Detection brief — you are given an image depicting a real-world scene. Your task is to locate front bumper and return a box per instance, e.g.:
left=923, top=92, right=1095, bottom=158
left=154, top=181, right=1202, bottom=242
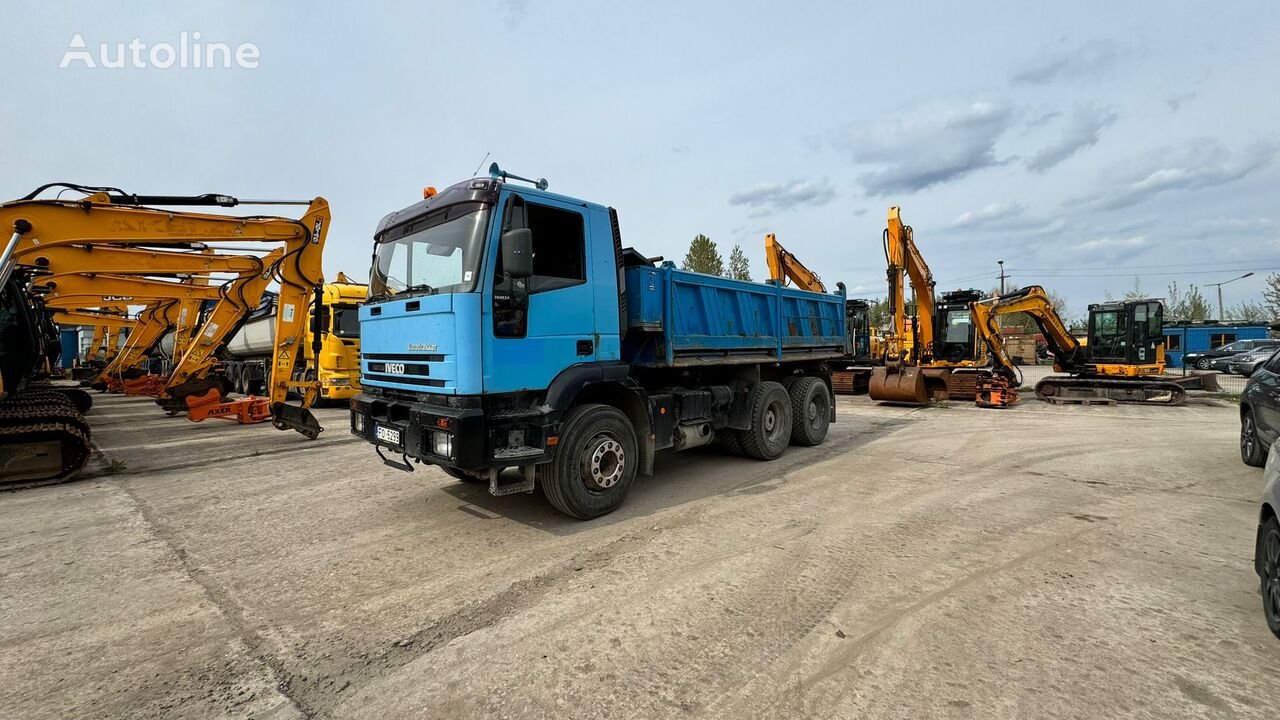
left=350, top=392, right=554, bottom=471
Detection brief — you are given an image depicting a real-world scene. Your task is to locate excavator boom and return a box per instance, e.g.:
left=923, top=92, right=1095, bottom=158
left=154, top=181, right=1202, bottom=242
left=764, top=233, right=826, bottom=293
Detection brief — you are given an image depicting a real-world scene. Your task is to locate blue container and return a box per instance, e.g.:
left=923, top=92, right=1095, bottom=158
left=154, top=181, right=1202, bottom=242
left=59, top=329, right=79, bottom=368
left=623, top=264, right=846, bottom=367
left=1162, top=323, right=1270, bottom=367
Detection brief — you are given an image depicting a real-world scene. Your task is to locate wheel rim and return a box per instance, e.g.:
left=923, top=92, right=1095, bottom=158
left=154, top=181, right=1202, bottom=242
left=1265, top=529, right=1280, bottom=628
left=763, top=398, right=787, bottom=443
left=807, top=393, right=827, bottom=431
left=1242, top=415, right=1256, bottom=457
left=582, top=434, right=625, bottom=491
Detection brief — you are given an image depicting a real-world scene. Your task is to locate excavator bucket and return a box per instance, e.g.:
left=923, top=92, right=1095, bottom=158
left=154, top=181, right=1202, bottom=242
left=271, top=403, right=324, bottom=440
left=869, top=366, right=930, bottom=404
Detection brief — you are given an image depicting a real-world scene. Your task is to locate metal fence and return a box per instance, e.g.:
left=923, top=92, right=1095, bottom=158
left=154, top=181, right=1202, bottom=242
left=1182, top=368, right=1249, bottom=395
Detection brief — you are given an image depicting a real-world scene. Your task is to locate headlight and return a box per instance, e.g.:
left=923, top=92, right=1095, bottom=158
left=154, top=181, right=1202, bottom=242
left=432, top=431, right=453, bottom=458
left=352, top=412, right=365, bottom=432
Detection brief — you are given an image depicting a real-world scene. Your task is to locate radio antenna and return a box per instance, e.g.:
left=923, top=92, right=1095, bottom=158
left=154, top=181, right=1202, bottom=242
left=471, top=152, right=491, bottom=178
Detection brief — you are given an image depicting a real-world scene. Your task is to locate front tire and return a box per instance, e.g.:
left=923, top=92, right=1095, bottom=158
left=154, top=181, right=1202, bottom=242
left=787, top=376, right=831, bottom=447
left=1260, top=517, right=1280, bottom=639
left=1242, top=408, right=1266, bottom=467
left=543, top=404, right=639, bottom=520
left=739, top=382, right=792, bottom=460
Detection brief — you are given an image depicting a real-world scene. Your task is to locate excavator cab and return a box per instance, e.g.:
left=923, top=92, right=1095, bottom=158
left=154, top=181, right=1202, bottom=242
left=932, top=289, right=983, bottom=365
left=845, top=299, right=872, bottom=361
left=1086, top=300, right=1165, bottom=368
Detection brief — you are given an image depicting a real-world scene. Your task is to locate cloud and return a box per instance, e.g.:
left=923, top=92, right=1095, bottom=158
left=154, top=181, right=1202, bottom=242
left=1011, top=39, right=1122, bottom=85
left=727, top=178, right=835, bottom=215
left=949, top=202, right=1027, bottom=229
left=1023, top=110, right=1062, bottom=132
left=836, top=102, right=1014, bottom=195
left=1166, top=91, right=1196, bottom=112
left=1071, top=235, right=1150, bottom=263
left=1085, top=139, right=1277, bottom=210
left=1026, top=105, right=1118, bottom=172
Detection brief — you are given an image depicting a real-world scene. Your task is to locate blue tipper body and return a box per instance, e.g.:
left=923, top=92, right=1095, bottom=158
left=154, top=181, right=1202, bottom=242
left=622, top=265, right=846, bottom=366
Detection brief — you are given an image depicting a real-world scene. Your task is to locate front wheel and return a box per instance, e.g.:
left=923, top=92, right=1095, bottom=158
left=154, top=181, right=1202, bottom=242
left=1242, top=408, right=1266, bottom=467
left=1260, top=517, right=1280, bottom=639
left=543, top=404, right=639, bottom=520
left=1196, top=358, right=1212, bottom=370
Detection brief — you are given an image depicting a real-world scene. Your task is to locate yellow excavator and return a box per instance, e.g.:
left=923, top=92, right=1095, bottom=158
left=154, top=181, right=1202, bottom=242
left=869, top=207, right=986, bottom=404
left=764, top=232, right=885, bottom=394
left=1, top=184, right=333, bottom=485
left=970, top=285, right=1187, bottom=404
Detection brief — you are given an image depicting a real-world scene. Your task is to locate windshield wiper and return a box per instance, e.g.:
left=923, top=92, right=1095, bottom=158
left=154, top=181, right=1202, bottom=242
left=400, top=283, right=437, bottom=296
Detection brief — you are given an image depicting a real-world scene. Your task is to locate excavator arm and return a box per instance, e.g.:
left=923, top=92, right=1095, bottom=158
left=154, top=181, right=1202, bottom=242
left=764, top=233, right=826, bottom=292
left=969, top=285, right=1084, bottom=378
left=159, top=248, right=280, bottom=403
left=883, top=207, right=936, bottom=364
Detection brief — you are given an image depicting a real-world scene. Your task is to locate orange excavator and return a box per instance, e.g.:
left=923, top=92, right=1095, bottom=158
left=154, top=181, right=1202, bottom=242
left=868, top=207, right=987, bottom=404
left=2, top=185, right=331, bottom=439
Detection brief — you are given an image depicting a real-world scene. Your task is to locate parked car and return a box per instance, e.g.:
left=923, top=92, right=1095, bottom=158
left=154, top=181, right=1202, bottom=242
left=1240, top=350, right=1280, bottom=467
left=1231, top=348, right=1280, bottom=377
left=1186, top=339, right=1279, bottom=370
left=1253, top=438, right=1280, bottom=638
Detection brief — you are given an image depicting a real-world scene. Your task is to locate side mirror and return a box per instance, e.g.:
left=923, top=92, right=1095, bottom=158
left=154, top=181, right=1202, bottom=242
left=312, top=304, right=331, bottom=336
left=502, top=228, right=533, bottom=279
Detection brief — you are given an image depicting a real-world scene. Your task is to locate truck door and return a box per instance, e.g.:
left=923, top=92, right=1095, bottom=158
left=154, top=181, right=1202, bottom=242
left=483, top=191, right=596, bottom=393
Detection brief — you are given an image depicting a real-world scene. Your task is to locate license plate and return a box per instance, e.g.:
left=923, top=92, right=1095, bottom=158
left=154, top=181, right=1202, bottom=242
left=375, top=425, right=402, bottom=446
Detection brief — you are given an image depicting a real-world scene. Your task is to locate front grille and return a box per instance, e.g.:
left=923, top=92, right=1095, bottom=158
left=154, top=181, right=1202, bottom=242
left=364, top=352, right=446, bottom=362
left=364, top=373, right=444, bottom=387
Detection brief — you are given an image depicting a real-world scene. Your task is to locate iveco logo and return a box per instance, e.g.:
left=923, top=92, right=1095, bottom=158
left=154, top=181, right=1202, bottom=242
left=384, top=363, right=406, bottom=375
left=407, top=343, right=438, bottom=351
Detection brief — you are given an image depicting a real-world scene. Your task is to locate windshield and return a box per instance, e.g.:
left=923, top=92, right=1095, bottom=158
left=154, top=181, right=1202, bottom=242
left=370, top=202, right=491, bottom=298
left=332, top=304, right=360, bottom=338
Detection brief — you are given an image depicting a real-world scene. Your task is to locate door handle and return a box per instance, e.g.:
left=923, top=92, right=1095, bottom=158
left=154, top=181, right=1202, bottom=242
left=576, top=339, right=594, bottom=356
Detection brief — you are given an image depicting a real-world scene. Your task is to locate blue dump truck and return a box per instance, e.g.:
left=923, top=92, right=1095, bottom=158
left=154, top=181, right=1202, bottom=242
left=350, top=167, right=847, bottom=519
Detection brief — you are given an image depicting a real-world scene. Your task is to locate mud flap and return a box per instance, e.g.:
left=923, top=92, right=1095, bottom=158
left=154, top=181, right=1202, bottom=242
left=271, top=402, right=324, bottom=440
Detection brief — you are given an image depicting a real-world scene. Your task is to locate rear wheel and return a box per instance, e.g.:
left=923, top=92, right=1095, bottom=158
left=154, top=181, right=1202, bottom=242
left=739, top=382, right=792, bottom=460
left=1260, top=517, right=1280, bottom=639
left=714, top=428, right=744, bottom=456
left=543, top=404, right=638, bottom=519
left=1242, top=408, right=1266, bottom=467
left=787, top=376, right=831, bottom=447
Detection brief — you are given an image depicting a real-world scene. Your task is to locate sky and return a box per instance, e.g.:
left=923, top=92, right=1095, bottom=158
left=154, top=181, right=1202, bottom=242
left=2, top=1, right=1277, bottom=323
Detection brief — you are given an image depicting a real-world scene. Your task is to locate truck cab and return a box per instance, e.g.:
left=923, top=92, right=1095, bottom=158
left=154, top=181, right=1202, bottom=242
left=352, top=171, right=844, bottom=518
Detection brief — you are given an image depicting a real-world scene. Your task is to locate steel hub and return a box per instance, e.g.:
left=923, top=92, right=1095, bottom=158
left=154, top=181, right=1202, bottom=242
left=584, top=435, right=625, bottom=490
left=807, top=399, right=821, bottom=428
left=1243, top=416, right=1256, bottom=456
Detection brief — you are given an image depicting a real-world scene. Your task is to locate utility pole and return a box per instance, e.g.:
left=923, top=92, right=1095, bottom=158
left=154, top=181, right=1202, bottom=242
left=997, top=259, right=1006, bottom=295
left=1206, top=272, right=1254, bottom=321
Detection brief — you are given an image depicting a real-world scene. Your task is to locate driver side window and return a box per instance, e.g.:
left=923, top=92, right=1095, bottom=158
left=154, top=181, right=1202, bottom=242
left=494, top=201, right=586, bottom=294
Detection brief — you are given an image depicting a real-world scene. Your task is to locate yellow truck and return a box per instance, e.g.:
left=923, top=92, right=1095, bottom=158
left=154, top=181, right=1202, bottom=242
left=221, top=274, right=367, bottom=402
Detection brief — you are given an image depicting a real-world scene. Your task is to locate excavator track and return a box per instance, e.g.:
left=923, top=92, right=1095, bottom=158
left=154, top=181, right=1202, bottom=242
left=0, top=390, right=93, bottom=488
left=1034, top=376, right=1186, bottom=406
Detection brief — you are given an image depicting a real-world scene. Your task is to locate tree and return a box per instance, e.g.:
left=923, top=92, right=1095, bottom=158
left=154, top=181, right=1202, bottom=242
left=1165, top=281, right=1211, bottom=321
left=681, top=234, right=724, bottom=277
left=727, top=244, right=752, bottom=281
left=1263, top=273, right=1280, bottom=318
left=1229, top=300, right=1271, bottom=322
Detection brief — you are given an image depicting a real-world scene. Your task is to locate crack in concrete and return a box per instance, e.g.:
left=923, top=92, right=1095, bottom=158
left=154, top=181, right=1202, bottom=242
left=113, top=482, right=311, bottom=719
